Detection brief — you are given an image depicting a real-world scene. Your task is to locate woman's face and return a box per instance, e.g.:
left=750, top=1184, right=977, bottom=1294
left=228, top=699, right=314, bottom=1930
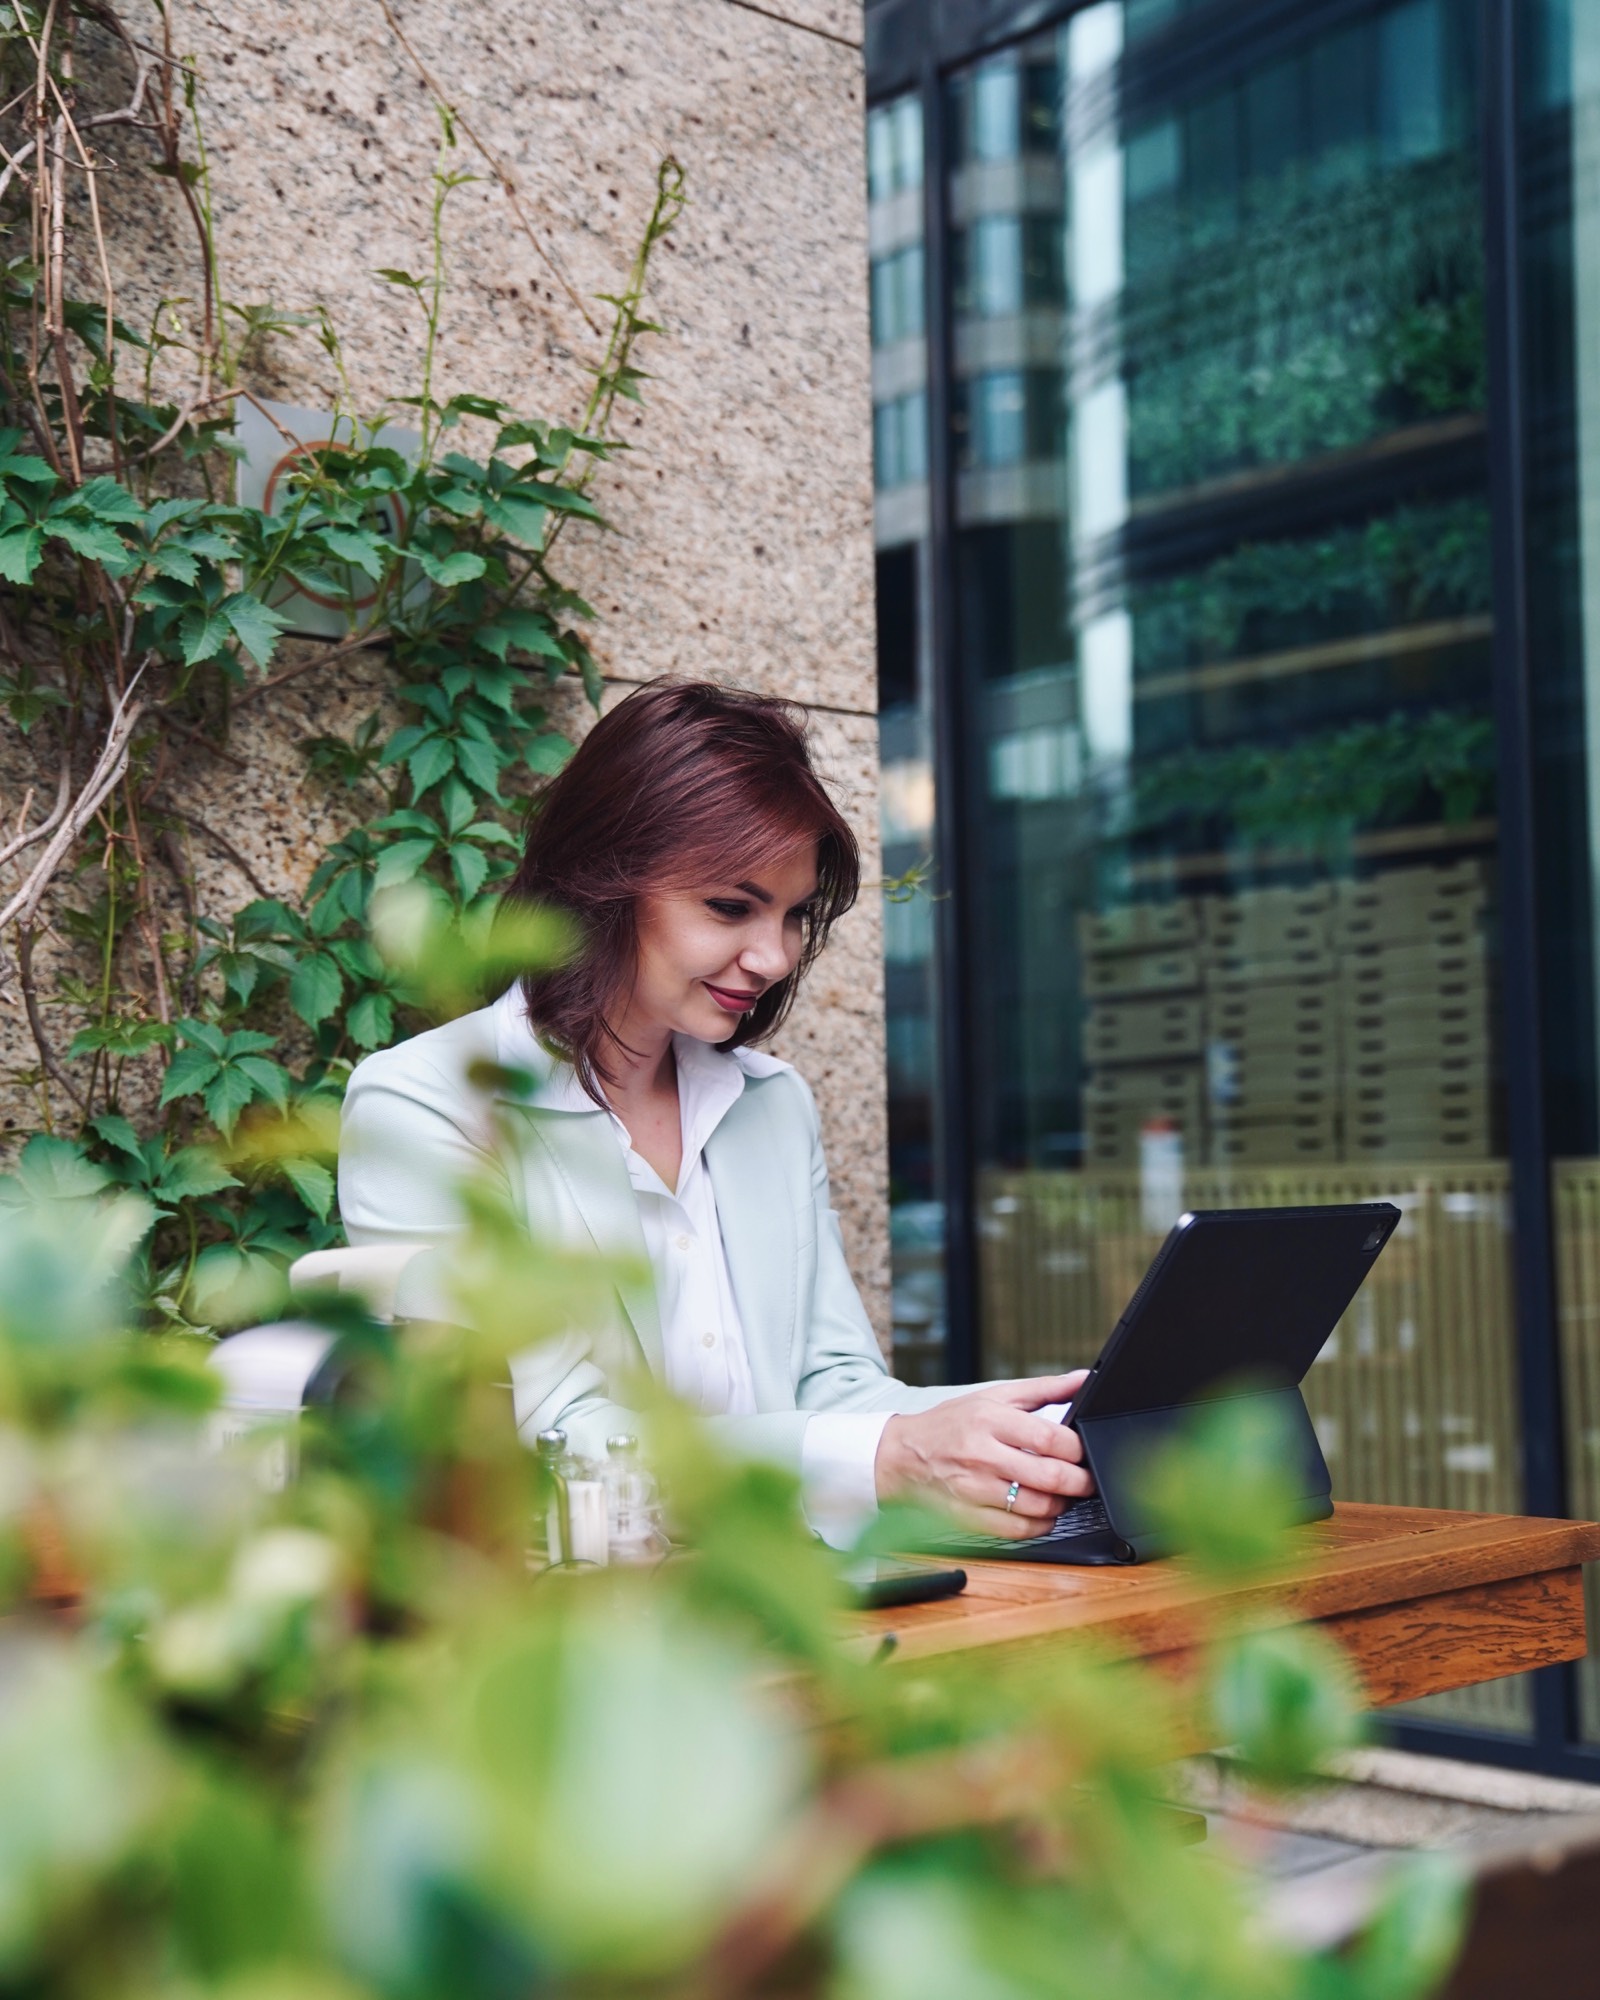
left=627, top=843, right=821, bottom=1045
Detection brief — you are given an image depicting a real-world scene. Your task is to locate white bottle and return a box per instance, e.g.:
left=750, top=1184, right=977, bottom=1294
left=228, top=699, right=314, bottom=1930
left=604, top=1433, right=662, bottom=1564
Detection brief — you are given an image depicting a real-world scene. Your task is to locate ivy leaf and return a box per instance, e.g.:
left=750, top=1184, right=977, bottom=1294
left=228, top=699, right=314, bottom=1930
left=47, top=514, right=133, bottom=571
left=370, top=806, right=438, bottom=836
left=222, top=592, right=288, bottom=667
left=74, top=476, right=144, bottom=524
left=289, top=951, right=344, bottom=1029
left=215, top=951, right=262, bottom=1005
left=440, top=393, right=508, bottom=423
left=156, top=1147, right=241, bottom=1201
left=280, top=1156, right=335, bottom=1220
left=478, top=608, right=565, bottom=661
left=372, top=837, right=438, bottom=889
left=481, top=489, right=548, bottom=546
left=410, top=546, right=487, bottom=588
left=449, top=841, right=490, bottom=900
left=0, top=1134, right=113, bottom=1203
left=144, top=542, right=200, bottom=583
left=222, top=1029, right=280, bottom=1058
left=0, top=526, right=43, bottom=582
left=318, top=525, right=387, bottom=578
left=0, top=451, right=57, bottom=488
left=537, top=482, right=603, bottom=522
left=406, top=734, right=453, bottom=795
left=202, top=1065, right=256, bottom=1136
left=159, top=1045, right=221, bottom=1105
left=178, top=1019, right=229, bottom=1056
left=526, top=733, right=575, bottom=776
left=235, top=1056, right=290, bottom=1110
left=440, top=778, right=475, bottom=836
left=236, top=899, right=306, bottom=943
left=178, top=603, right=232, bottom=665
left=150, top=157, right=203, bottom=189
left=89, top=1112, right=147, bottom=1164
left=452, top=733, right=504, bottom=798
left=329, top=936, right=382, bottom=980
left=142, top=497, right=202, bottom=532
left=380, top=723, right=427, bottom=766
left=346, top=990, right=394, bottom=1049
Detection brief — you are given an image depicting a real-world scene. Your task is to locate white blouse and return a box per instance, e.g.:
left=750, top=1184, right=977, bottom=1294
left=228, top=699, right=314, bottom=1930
left=540, top=1034, right=888, bottom=1541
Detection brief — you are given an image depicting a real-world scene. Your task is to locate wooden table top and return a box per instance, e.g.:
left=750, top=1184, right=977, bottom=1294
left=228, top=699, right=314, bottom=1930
left=853, top=1504, right=1600, bottom=1708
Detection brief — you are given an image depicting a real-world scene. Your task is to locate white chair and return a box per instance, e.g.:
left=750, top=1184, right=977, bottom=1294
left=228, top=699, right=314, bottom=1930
left=206, top=1244, right=444, bottom=1474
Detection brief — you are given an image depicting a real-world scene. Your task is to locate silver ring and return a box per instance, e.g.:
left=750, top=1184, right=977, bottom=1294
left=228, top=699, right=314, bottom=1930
left=1005, top=1480, right=1021, bottom=1513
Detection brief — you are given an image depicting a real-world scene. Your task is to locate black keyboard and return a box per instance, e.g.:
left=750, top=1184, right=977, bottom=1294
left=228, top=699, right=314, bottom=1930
left=1041, top=1493, right=1110, bottom=1539
left=956, top=1493, right=1110, bottom=1555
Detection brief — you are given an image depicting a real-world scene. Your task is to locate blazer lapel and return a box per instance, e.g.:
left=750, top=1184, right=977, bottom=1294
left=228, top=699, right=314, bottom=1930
left=705, top=1080, right=801, bottom=1409
left=519, top=1108, right=664, bottom=1376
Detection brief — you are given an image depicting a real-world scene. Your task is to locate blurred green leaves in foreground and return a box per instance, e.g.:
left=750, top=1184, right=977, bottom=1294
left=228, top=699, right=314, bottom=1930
left=0, top=906, right=1468, bottom=1998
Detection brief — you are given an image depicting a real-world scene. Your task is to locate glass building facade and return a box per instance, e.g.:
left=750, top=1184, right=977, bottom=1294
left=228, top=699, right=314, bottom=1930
left=866, top=0, right=1600, bottom=1774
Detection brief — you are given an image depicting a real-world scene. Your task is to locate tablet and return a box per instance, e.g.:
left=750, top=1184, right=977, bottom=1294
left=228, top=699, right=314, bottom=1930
left=940, top=1200, right=1401, bottom=1566
left=1065, top=1201, right=1402, bottom=1431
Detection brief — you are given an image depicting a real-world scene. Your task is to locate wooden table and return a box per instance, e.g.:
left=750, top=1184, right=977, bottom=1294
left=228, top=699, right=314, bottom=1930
left=857, top=1504, right=1600, bottom=1708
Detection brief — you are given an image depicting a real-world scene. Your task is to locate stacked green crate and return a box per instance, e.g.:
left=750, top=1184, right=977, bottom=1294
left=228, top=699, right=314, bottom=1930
left=1079, top=902, right=1205, bottom=1167
left=1200, top=884, right=1340, bottom=1166
left=1334, top=860, right=1494, bottom=1160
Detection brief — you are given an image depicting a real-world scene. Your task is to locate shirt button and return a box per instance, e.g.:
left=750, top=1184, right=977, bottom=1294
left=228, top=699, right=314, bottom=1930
left=701, top=1331, right=716, bottom=1349
left=675, top=1233, right=692, bottom=1251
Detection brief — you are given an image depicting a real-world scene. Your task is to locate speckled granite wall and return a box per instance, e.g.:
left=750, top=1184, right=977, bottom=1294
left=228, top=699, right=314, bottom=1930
left=5, top=0, right=889, bottom=1337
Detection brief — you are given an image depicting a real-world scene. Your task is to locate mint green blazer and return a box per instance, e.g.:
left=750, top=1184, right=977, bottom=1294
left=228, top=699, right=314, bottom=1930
left=337, top=989, right=953, bottom=1470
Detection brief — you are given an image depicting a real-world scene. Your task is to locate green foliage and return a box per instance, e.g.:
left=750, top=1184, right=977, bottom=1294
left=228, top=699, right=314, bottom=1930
left=1131, top=500, right=1492, bottom=678
left=1131, top=706, right=1496, bottom=856
left=1125, top=153, right=1486, bottom=498
left=0, top=1124, right=1469, bottom=2000
left=0, top=3, right=684, bottom=1331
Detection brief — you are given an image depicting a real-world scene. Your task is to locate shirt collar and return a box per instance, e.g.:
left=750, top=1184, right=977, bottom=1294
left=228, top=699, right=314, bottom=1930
left=487, top=984, right=789, bottom=1126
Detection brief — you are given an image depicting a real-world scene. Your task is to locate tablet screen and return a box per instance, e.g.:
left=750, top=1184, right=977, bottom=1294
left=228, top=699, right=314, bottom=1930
left=1069, top=1203, right=1399, bottom=1425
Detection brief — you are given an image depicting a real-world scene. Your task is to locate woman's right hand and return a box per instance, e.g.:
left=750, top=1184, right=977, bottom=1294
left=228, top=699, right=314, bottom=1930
left=874, top=1371, right=1093, bottom=1539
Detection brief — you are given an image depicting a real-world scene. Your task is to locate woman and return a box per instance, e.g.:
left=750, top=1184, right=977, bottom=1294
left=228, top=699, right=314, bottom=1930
left=339, top=680, right=1090, bottom=1542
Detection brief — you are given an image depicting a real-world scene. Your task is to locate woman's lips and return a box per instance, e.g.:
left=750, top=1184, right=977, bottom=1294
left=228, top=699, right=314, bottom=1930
left=705, top=982, right=763, bottom=1014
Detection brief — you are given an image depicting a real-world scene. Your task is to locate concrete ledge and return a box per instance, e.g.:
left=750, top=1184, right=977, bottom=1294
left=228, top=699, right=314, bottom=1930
left=1329, top=1746, right=1600, bottom=1817
left=1176, top=1747, right=1600, bottom=1855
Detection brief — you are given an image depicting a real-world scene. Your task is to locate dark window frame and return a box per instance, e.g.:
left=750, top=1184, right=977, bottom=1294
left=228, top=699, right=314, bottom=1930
left=868, top=0, right=1600, bottom=1782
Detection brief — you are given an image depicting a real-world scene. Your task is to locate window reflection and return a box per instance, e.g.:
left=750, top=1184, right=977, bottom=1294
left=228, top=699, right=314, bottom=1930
left=946, top=0, right=1526, bottom=1735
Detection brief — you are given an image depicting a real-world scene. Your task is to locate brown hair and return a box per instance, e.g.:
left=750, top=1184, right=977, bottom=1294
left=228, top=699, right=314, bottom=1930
left=506, top=679, right=859, bottom=1099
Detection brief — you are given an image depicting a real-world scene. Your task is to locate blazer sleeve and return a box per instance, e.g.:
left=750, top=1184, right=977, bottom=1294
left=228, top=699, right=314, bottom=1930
left=339, top=1039, right=638, bottom=1457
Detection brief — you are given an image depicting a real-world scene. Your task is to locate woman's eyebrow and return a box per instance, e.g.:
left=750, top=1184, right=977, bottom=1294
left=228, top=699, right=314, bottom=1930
left=734, top=879, right=774, bottom=905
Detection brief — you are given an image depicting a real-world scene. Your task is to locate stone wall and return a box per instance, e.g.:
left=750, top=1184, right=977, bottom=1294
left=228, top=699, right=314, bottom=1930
left=58, top=0, right=890, bottom=1333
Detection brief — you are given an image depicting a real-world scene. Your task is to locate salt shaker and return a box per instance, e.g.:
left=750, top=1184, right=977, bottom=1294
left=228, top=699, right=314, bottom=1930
left=604, top=1432, right=663, bottom=1564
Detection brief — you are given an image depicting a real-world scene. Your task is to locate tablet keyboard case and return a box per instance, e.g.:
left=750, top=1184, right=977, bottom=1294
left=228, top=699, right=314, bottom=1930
left=1077, top=1383, right=1333, bottom=1564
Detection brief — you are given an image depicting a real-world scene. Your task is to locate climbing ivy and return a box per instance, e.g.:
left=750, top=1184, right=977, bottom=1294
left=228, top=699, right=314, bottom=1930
left=0, top=2, right=683, bottom=1328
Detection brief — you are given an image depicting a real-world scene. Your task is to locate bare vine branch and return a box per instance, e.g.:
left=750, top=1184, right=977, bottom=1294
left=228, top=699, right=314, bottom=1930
left=373, top=0, right=603, bottom=340
left=16, top=920, right=84, bottom=1112
left=0, top=756, right=71, bottom=872
left=0, top=678, right=145, bottom=936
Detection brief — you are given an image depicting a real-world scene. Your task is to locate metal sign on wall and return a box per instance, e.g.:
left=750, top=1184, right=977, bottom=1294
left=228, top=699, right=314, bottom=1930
left=233, top=397, right=422, bottom=640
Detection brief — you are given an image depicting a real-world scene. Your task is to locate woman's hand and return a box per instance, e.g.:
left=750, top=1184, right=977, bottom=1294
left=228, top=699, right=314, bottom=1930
left=874, top=1371, right=1094, bottom=1539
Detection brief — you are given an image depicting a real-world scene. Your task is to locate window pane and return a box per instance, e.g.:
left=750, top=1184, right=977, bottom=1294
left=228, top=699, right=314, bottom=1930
left=945, top=0, right=1528, bottom=1737
left=973, top=57, right=1021, bottom=163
